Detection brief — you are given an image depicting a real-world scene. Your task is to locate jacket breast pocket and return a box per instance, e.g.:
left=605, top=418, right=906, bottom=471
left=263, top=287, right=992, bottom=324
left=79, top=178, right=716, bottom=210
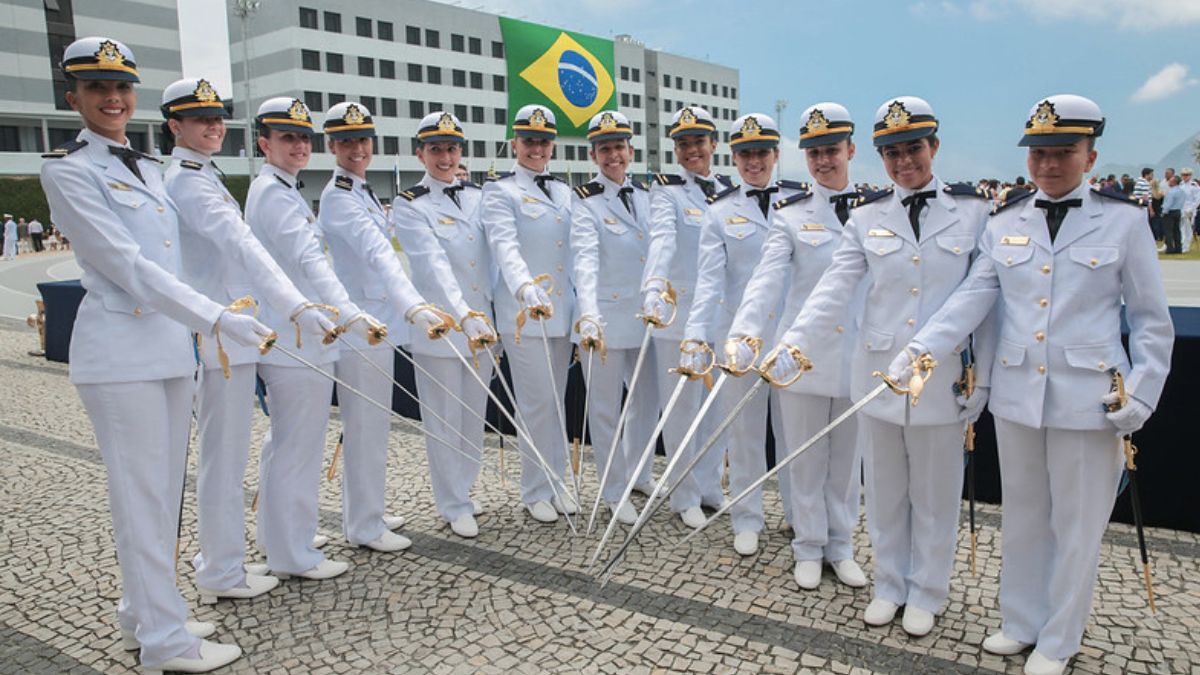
left=1062, top=343, right=1124, bottom=373
left=796, top=229, right=834, bottom=248
left=936, top=234, right=975, bottom=257
left=602, top=219, right=630, bottom=236
left=432, top=219, right=461, bottom=241
left=865, top=236, right=903, bottom=258
left=724, top=221, right=757, bottom=241
left=100, top=291, right=151, bottom=316
left=519, top=202, right=546, bottom=220
left=996, top=339, right=1026, bottom=367
left=861, top=325, right=894, bottom=352
left=108, top=189, right=145, bottom=210
left=1068, top=246, right=1120, bottom=271
left=990, top=245, right=1036, bottom=268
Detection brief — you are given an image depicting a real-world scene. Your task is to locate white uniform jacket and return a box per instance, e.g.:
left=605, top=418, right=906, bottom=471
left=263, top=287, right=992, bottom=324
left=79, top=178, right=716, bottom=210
left=731, top=183, right=862, bottom=398
left=913, top=185, right=1174, bottom=430
left=481, top=165, right=575, bottom=338
left=319, top=168, right=425, bottom=349
left=570, top=174, right=651, bottom=350
left=39, top=129, right=224, bottom=384
left=781, top=179, right=993, bottom=426
left=244, top=163, right=361, bottom=367
left=392, top=174, right=492, bottom=358
left=641, top=171, right=734, bottom=341
left=165, top=147, right=306, bottom=369
left=685, top=181, right=807, bottom=345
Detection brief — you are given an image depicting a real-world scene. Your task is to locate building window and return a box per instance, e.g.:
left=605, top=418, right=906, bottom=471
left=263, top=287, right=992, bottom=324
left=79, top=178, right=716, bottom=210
left=326, top=52, right=344, bottom=73
left=311, top=133, right=325, bottom=153
left=493, top=108, right=506, bottom=124
left=358, top=57, right=374, bottom=77
left=620, top=93, right=629, bottom=106
left=690, top=79, right=697, bottom=93
left=632, top=68, right=640, bottom=83
left=380, top=60, right=395, bottom=79
left=356, top=16, right=372, bottom=37
left=469, top=37, right=481, bottom=55
left=700, top=82, right=707, bottom=95
left=323, top=11, right=341, bottom=33
left=492, top=74, right=505, bottom=91
left=564, top=145, right=575, bottom=160
left=632, top=94, right=641, bottom=108
left=406, top=25, right=420, bottom=45
left=303, top=90, right=322, bottom=111
left=633, top=121, right=642, bottom=134
left=663, top=99, right=671, bottom=113
left=666, top=150, right=673, bottom=164
left=425, top=29, right=439, bottom=48
left=491, top=41, right=504, bottom=58
left=327, top=92, right=345, bottom=106
left=473, top=140, right=486, bottom=158
left=495, top=141, right=508, bottom=158
left=452, top=69, right=466, bottom=87
left=410, top=138, right=421, bottom=154
left=722, top=85, right=729, bottom=98
left=407, top=63, right=423, bottom=82
left=409, top=100, right=425, bottom=118
left=662, top=73, right=670, bottom=88
left=383, top=136, right=399, bottom=155
left=635, top=149, right=643, bottom=162
left=451, top=34, right=464, bottom=52
left=453, top=103, right=467, bottom=120
left=471, top=105, right=484, bottom=123
left=620, top=65, right=629, bottom=80
left=378, top=21, right=394, bottom=41
left=427, top=66, right=441, bottom=84
left=301, top=49, right=320, bottom=71
left=731, top=87, right=737, bottom=98
left=675, top=76, right=682, bottom=89
left=299, top=7, right=318, bottom=29
left=361, top=96, right=376, bottom=113
left=469, top=71, right=483, bottom=89
left=381, top=98, right=397, bottom=117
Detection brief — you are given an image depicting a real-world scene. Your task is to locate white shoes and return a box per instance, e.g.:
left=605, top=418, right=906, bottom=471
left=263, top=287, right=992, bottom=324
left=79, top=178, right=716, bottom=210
left=901, top=606, right=935, bottom=637
left=527, top=500, right=559, bottom=523
left=983, top=631, right=1031, bottom=656
left=609, top=500, right=637, bottom=525
left=450, top=514, right=479, bottom=538
left=733, top=531, right=758, bottom=556
left=383, top=515, right=406, bottom=530
left=863, top=598, right=899, bottom=626
left=122, top=620, right=214, bottom=651
left=275, top=558, right=349, bottom=580
left=680, top=506, right=706, bottom=529
left=472, top=500, right=483, bottom=516
left=793, top=560, right=822, bottom=590
left=244, top=563, right=269, bottom=576
left=631, top=481, right=656, bottom=497
left=361, top=531, right=411, bottom=552
left=141, top=639, right=241, bottom=674
left=830, top=559, right=867, bottom=588
left=1024, top=650, right=1068, bottom=675
left=312, top=534, right=329, bottom=548
left=198, top=573, right=279, bottom=605
left=552, top=494, right=579, bottom=515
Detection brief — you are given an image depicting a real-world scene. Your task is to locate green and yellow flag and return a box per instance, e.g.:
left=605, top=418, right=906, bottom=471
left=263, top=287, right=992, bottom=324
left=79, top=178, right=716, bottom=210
left=498, top=17, right=616, bottom=137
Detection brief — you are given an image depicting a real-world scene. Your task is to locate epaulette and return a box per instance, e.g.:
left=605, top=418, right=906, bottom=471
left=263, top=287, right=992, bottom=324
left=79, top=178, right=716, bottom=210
left=41, top=139, right=88, bottom=159
left=775, top=179, right=809, bottom=191
left=773, top=191, right=814, bottom=210
left=634, top=180, right=649, bottom=191
left=942, top=182, right=989, bottom=199
left=334, top=175, right=354, bottom=191
left=574, top=181, right=604, bottom=199
left=991, top=187, right=1035, bottom=215
left=486, top=171, right=514, bottom=182
left=1091, top=186, right=1147, bottom=208
left=398, top=185, right=431, bottom=202
left=461, top=180, right=482, bottom=189
left=653, top=173, right=686, bottom=186
left=852, top=187, right=894, bottom=208
left=179, top=159, right=204, bottom=171
left=707, top=185, right=738, bottom=204
left=716, top=174, right=734, bottom=188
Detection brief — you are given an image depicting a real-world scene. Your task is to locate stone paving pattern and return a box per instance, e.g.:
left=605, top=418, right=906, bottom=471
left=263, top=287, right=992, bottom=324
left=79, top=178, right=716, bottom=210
left=0, top=318, right=1195, bottom=674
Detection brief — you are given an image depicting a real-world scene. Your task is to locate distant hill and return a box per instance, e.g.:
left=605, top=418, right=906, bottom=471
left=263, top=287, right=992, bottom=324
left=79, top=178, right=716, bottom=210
left=1158, top=132, right=1200, bottom=171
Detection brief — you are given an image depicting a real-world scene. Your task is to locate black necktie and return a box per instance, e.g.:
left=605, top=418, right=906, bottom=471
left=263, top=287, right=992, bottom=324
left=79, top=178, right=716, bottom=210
left=109, top=146, right=145, bottom=184
left=295, top=179, right=305, bottom=190
left=534, top=174, right=554, bottom=199
left=444, top=185, right=463, bottom=208
left=210, top=160, right=226, bottom=180
left=1034, top=198, right=1082, bottom=242
left=746, top=187, right=778, bottom=217
left=901, top=190, right=937, bottom=240
left=618, top=186, right=634, bottom=214
left=830, top=192, right=856, bottom=226
left=695, top=177, right=716, bottom=200
left=363, top=182, right=383, bottom=209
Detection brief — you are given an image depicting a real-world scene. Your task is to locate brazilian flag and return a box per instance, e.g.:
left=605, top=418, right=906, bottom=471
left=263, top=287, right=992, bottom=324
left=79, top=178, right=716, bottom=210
left=498, top=17, right=616, bottom=137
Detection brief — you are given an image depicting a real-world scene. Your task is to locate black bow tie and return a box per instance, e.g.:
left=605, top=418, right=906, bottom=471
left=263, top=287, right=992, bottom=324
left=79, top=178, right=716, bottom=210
left=1035, top=198, right=1082, bottom=242
left=617, top=185, right=634, bottom=213
left=901, top=190, right=937, bottom=240
left=533, top=174, right=556, bottom=199
left=746, top=186, right=778, bottom=217
left=109, top=146, right=147, bottom=184
left=695, top=177, right=716, bottom=199
left=295, top=179, right=305, bottom=190
left=830, top=191, right=857, bottom=225
left=361, top=181, right=382, bottom=208
left=444, top=184, right=463, bottom=208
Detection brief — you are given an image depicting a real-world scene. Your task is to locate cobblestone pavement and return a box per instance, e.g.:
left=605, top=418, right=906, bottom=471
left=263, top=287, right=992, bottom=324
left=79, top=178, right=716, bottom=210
left=0, top=319, right=1195, bottom=674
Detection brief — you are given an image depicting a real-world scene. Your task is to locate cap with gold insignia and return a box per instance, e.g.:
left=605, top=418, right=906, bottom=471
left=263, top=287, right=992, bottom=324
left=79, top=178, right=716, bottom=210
left=729, top=113, right=780, bottom=151
left=872, top=96, right=938, bottom=147
left=1017, top=94, right=1104, bottom=147
left=61, top=36, right=139, bottom=83
left=416, top=111, right=466, bottom=144
left=323, top=101, right=376, bottom=140
left=586, top=110, right=632, bottom=144
left=798, top=102, right=854, bottom=149
left=256, top=96, right=314, bottom=135
left=512, top=104, right=557, bottom=139
left=161, top=77, right=230, bottom=119
left=668, top=106, right=717, bottom=139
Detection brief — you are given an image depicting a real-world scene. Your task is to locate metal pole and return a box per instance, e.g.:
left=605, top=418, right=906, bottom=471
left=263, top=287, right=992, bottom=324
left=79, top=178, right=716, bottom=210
left=774, top=99, right=787, bottom=182
left=234, top=0, right=260, bottom=179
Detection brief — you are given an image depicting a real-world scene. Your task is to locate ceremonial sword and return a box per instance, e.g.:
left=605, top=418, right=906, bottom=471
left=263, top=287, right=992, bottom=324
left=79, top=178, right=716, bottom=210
left=1108, top=368, right=1156, bottom=613
left=956, top=345, right=979, bottom=575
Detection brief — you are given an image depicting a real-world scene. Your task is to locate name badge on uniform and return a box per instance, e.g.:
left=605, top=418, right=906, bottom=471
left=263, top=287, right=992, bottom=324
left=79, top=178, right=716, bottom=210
left=800, top=223, right=825, bottom=231
left=867, top=229, right=896, bottom=237
left=684, top=208, right=703, bottom=216
left=522, top=195, right=539, bottom=204
left=107, top=181, right=132, bottom=191
left=1000, top=235, right=1030, bottom=246
left=604, top=217, right=618, bottom=225
left=726, top=216, right=749, bottom=225
left=438, top=217, right=455, bottom=225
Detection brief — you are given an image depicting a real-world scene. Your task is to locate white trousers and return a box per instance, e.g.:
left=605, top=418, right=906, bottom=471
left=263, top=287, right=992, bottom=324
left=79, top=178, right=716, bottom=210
left=712, top=373, right=769, bottom=533
left=334, top=347, right=393, bottom=545
left=993, top=417, right=1124, bottom=660
left=413, top=352, right=492, bottom=521
left=78, top=377, right=197, bottom=667
left=1182, top=210, right=1194, bottom=253
left=861, top=416, right=964, bottom=613
left=777, top=391, right=860, bottom=563
left=192, top=363, right=256, bottom=591
left=582, top=345, right=658, bottom=503
left=500, top=333, right=572, bottom=504
left=256, top=363, right=332, bottom=573
left=651, top=338, right=725, bottom=512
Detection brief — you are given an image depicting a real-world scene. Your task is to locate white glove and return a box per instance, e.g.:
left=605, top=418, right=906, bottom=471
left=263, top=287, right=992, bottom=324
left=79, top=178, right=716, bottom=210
left=729, top=338, right=757, bottom=371
left=217, top=311, right=273, bottom=348
left=1102, top=391, right=1153, bottom=437
left=887, top=349, right=915, bottom=384
left=642, top=289, right=668, bottom=322
left=462, top=314, right=496, bottom=342
left=766, top=347, right=800, bottom=384
left=410, top=308, right=445, bottom=337
left=347, top=312, right=386, bottom=340
left=679, top=345, right=708, bottom=373
left=521, top=284, right=551, bottom=310
left=293, top=305, right=337, bottom=341
left=578, top=320, right=602, bottom=342
left=957, top=386, right=989, bottom=423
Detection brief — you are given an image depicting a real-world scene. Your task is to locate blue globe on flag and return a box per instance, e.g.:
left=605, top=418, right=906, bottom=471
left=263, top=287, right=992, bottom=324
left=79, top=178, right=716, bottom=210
left=557, top=50, right=598, bottom=108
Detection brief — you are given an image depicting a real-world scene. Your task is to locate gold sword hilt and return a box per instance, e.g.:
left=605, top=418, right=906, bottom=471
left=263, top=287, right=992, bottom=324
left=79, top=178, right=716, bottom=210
left=1107, top=369, right=1138, bottom=470
left=463, top=310, right=497, bottom=370
left=638, top=277, right=678, bottom=329
left=289, top=302, right=342, bottom=348
left=717, top=335, right=763, bottom=377
left=873, top=350, right=938, bottom=406
left=342, top=313, right=389, bottom=345
left=214, top=295, right=261, bottom=380
left=671, top=339, right=716, bottom=380
left=756, top=343, right=813, bottom=388
left=574, top=315, right=607, bottom=365
left=514, top=273, right=556, bottom=343
left=407, top=303, right=459, bottom=341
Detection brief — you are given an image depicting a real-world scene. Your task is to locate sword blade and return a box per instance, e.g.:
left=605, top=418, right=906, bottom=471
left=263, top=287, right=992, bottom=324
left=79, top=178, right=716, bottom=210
left=577, top=349, right=595, bottom=499
left=538, top=319, right=579, bottom=514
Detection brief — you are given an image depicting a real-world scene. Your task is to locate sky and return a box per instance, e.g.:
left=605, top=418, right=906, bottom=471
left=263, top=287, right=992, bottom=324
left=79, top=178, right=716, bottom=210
left=439, top=0, right=1200, bottom=185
